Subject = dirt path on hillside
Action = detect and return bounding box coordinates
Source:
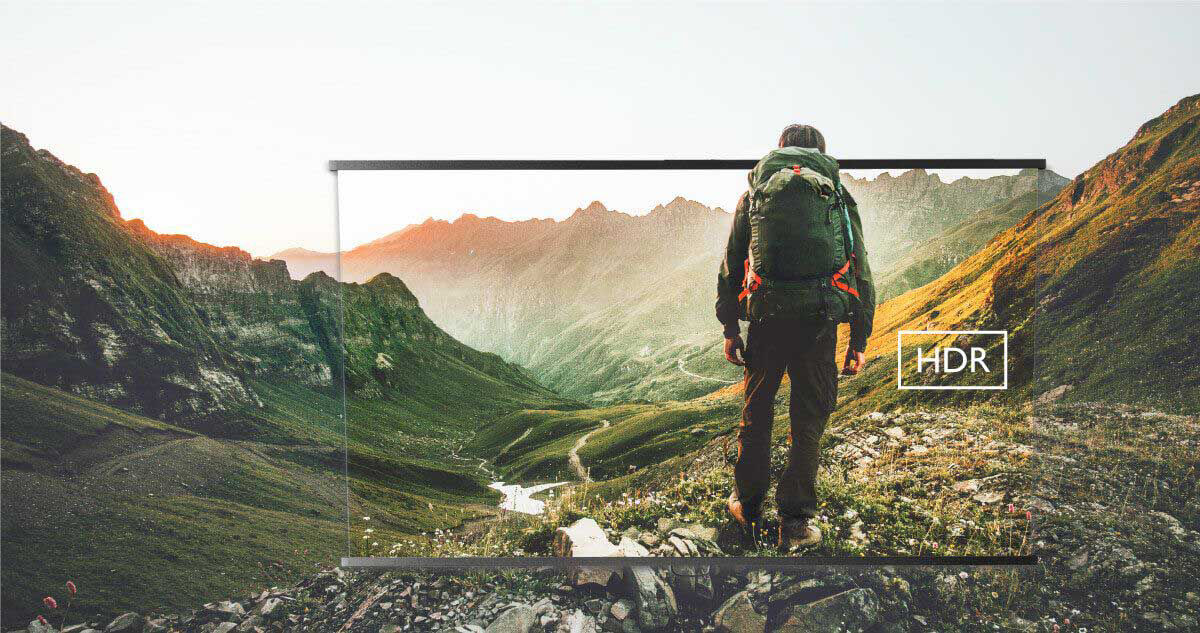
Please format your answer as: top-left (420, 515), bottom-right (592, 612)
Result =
top-left (568, 420), bottom-right (610, 482)
top-left (497, 427), bottom-right (532, 458)
top-left (676, 358), bottom-right (739, 384)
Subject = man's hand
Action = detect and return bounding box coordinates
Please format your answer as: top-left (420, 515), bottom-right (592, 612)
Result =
top-left (724, 336), bottom-right (746, 366)
top-left (842, 348), bottom-right (864, 375)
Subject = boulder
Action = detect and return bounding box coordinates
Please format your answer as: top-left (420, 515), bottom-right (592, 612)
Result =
top-left (258, 597), bottom-right (283, 618)
top-left (554, 519), bottom-right (620, 557)
top-left (558, 609), bottom-right (598, 633)
top-left (776, 588), bottom-right (880, 633)
top-left (235, 615), bottom-right (263, 631)
top-left (28, 619), bottom-right (56, 633)
top-left (486, 604), bottom-right (536, 633)
top-left (609, 599), bottom-right (635, 622)
top-left (212, 623), bottom-right (237, 633)
top-left (104, 613), bottom-right (144, 633)
top-left (554, 518), bottom-right (624, 587)
top-left (624, 567), bottom-right (677, 631)
top-left (617, 536), bottom-right (650, 557)
top-left (712, 591), bottom-right (766, 633)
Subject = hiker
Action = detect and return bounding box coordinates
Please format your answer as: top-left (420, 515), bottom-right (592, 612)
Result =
top-left (715, 124), bottom-right (876, 552)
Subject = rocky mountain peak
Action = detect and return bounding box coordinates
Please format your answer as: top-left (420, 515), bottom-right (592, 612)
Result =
top-left (571, 200), bottom-right (611, 217)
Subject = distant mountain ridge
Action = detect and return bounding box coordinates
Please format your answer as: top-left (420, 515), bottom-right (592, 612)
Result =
top-left (843, 167), bottom-right (1070, 269)
top-left (274, 170), bottom-right (1065, 402)
top-left (2, 123), bottom-right (555, 425)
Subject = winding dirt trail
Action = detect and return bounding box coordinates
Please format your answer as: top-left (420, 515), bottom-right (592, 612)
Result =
top-left (497, 427), bottom-right (532, 459)
top-left (568, 419), bottom-right (610, 482)
top-left (677, 358), bottom-right (739, 384)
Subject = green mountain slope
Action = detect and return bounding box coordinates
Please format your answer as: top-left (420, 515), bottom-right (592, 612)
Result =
top-left (842, 92), bottom-right (1200, 413)
top-left (876, 181), bottom-right (1066, 301)
top-left (484, 94), bottom-right (1200, 544)
top-left (0, 125), bottom-right (576, 623)
top-left (1, 126), bottom-right (256, 424)
top-left (278, 170), bottom-right (1060, 404)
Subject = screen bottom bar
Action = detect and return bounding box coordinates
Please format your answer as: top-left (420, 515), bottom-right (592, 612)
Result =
top-left (342, 555), bottom-right (1036, 569)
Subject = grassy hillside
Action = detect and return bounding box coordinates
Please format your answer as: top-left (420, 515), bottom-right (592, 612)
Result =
top-left (474, 95), bottom-right (1200, 565)
top-left (0, 126), bottom-right (579, 623)
top-left (847, 93), bottom-right (1200, 413)
top-left (876, 188), bottom-right (1057, 301)
top-left (1, 125), bottom-right (256, 424)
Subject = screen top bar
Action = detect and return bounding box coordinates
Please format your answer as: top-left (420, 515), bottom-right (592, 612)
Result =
top-left (329, 158), bottom-right (1046, 171)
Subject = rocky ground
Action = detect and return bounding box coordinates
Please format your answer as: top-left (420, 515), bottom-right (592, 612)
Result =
top-left (13, 402), bottom-right (1197, 633)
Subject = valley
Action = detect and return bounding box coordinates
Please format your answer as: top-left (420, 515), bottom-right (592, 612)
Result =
top-left (3, 91), bottom-right (1198, 630)
top-left (277, 167), bottom-right (1064, 404)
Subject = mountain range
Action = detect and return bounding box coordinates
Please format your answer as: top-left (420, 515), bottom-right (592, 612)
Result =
top-left (0, 124), bottom-right (573, 622)
top-left (274, 169), bottom-right (1066, 403)
top-left (2, 92), bottom-right (1195, 625)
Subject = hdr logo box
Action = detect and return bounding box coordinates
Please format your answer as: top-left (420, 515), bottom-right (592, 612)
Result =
top-left (897, 330), bottom-right (1008, 390)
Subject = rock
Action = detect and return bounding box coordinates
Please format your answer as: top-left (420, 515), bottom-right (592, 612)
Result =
top-left (610, 599), bottom-right (635, 621)
top-left (624, 567), bottom-right (677, 631)
top-left (617, 537), bottom-right (650, 557)
top-left (712, 591), bottom-right (766, 633)
top-left (105, 613), bottom-right (144, 633)
top-left (972, 491), bottom-right (1004, 504)
top-left (1036, 384), bottom-right (1074, 404)
top-left (216, 601), bottom-right (245, 618)
top-left (258, 597), bottom-right (283, 618)
top-left (28, 619), bottom-right (56, 633)
top-left (656, 518), bottom-right (681, 534)
top-left (486, 604), bottom-right (536, 633)
top-left (776, 588), bottom-right (880, 633)
top-left (1066, 550), bottom-right (1089, 571)
top-left (883, 426), bottom-right (906, 439)
top-left (143, 619), bottom-right (169, 633)
top-left (667, 535), bottom-right (697, 556)
top-left (212, 623), bottom-right (237, 633)
top-left (907, 445), bottom-right (929, 456)
top-left (234, 615), bottom-right (262, 631)
top-left (554, 518), bottom-right (623, 587)
top-left (951, 479), bottom-right (980, 493)
top-left (868, 412), bottom-right (886, 422)
top-left (560, 609), bottom-right (598, 633)
top-left (680, 525), bottom-right (719, 543)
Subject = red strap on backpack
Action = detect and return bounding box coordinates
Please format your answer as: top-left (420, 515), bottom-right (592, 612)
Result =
top-left (737, 258), bottom-right (762, 301)
top-left (831, 255), bottom-right (860, 298)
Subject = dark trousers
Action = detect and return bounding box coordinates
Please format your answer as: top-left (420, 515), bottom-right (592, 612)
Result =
top-left (734, 319), bottom-right (838, 520)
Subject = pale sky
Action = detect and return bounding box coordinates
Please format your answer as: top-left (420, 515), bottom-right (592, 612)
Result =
top-left (3, 2), bottom-right (1198, 256)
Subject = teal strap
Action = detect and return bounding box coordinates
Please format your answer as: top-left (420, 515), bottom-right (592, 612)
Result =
top-left (838, 186), bottom-right (854, 256)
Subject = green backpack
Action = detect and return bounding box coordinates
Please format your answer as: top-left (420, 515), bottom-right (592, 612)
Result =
top-left (739, 147), bottom-right (859, 323)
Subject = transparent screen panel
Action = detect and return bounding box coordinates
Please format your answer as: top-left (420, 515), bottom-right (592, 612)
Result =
top-left (334, 164), bottom-right (1043, 562)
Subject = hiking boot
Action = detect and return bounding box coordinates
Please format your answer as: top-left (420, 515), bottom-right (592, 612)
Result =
top-left (779, 517), bottom-right (821, 552)
top-left (727, 491), bottom-right (761, 528)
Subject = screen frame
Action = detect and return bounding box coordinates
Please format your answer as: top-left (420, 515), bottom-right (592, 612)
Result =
top-left (331, 157), bottom-right (1046, 569)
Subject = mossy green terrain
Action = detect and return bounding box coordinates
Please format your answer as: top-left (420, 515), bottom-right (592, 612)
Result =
top-left (0, 124), bottom-right (577, 623)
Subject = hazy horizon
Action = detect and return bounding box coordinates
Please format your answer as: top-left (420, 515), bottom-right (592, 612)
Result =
top-left (332, 167), bottom-right (1027, 253)
top-left (4, 2), bottom-right (1197, 256)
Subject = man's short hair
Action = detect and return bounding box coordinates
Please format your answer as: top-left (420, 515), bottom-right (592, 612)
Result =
top-left (778, 124), bottom-right (826, 153)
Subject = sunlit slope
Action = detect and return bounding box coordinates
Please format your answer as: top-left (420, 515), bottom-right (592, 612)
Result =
top-left (848, 93), bottom-right (1200, 412)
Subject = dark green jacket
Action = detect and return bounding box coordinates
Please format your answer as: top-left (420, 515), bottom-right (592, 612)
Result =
top-left (715, 186), bottom-right (876, 352)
